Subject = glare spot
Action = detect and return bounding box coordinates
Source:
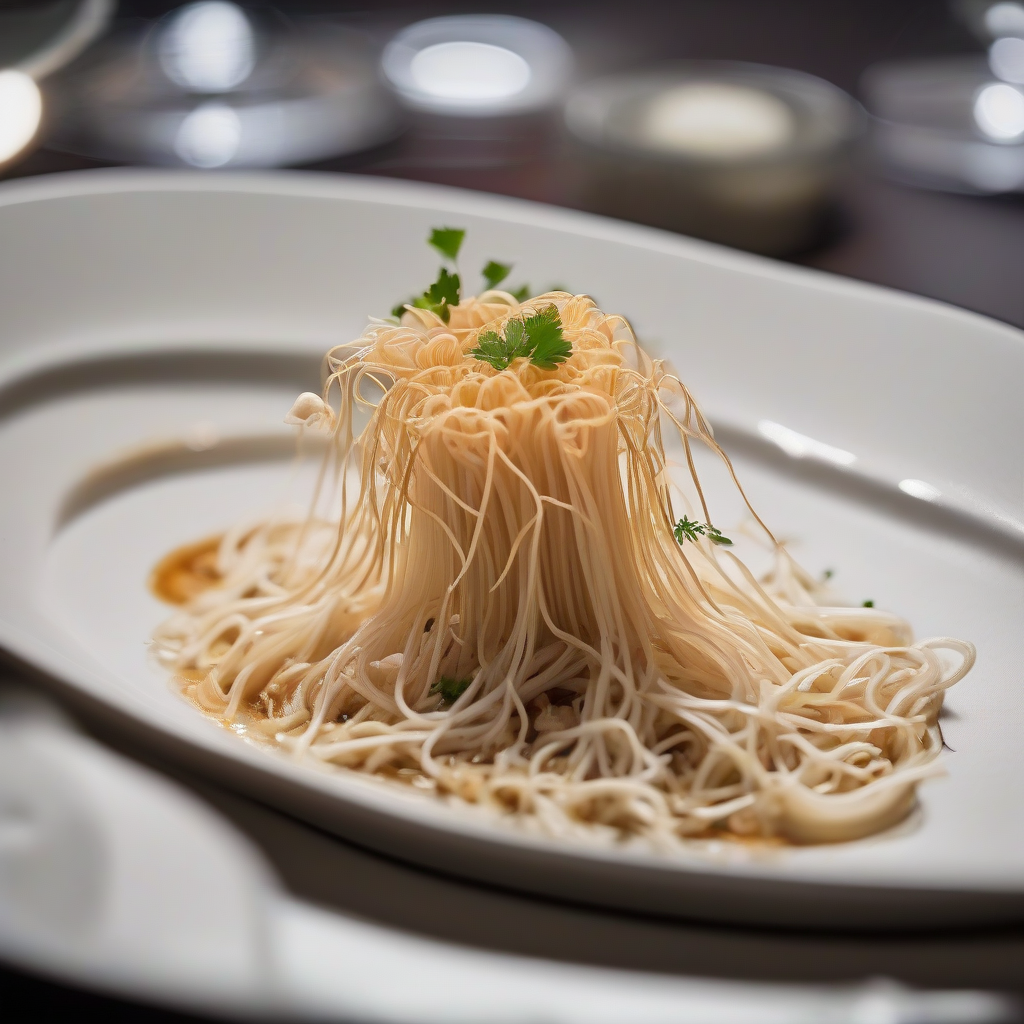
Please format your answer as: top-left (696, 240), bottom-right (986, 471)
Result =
top-left (899, 479), bottom-right (941, 502)
top-left (642, 82), bottom-right (795, 159)
top-left (174, 102), bottom-right (241, 167)
top-left (757, 420), bottom-right (857, 467)
top-left (974, 82), bottom-right (1024, 140)
top-left (989, 35), bottom-right (1024, 83)
top-left (409, 41), bottom-right (531, 105)
top-left (984, 1), bottom-right (1024, 38)
top-left (0, 71), bottom-right (42, 166)
top-left (158, 1), bottom-right (256, 93)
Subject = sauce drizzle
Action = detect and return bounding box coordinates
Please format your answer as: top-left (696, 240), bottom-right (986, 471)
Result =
top-left (150, 536), bottom-right (223, 604)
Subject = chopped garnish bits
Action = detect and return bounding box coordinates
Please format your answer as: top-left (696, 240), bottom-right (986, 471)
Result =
top-left (470, 305), bottom-right (572, 372)
top-left (673, 516), bottom-right (733, 546)
top-left (428, 227), bottom-right (465, 262)
top-left (392, 227), bottom-right (465, 323)
top-left (392, 266), bottom-right (461, 324)
top-left (482, 260), bottom-right (512, 290)
top-left (430, 676), bottom-right (472, 706)
top-left (392, 227), bottom-right (532, 323)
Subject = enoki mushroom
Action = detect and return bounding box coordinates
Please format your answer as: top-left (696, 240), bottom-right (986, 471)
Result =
top-left (153, 290), bottom-right (974, 846)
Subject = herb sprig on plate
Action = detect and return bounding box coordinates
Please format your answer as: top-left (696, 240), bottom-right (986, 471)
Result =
top-left (391, 228), bottom-right (533, 323)
top-left (673, 516), bottom-right (733, 546)
top-left (430, 676), bottom-right (472, 706)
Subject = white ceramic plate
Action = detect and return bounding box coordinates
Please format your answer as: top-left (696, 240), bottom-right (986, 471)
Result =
top-left (0, 169), bottom-right (1021, 929)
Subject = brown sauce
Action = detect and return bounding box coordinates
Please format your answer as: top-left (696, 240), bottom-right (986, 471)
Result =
top-left (150, 535), bottom-right (223, 604)
top-left (699, 827), bottom-right (791, 848)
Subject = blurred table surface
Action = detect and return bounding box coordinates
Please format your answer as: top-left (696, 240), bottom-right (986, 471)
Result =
top-left (1, 1), bottom-right (1023, 1020)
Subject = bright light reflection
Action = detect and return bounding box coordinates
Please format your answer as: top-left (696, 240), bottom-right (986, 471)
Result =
top-left (174, 102), bottom-right (241, 167)
top-left (409, 41), bottom-right (531, 104)
top-left (989, 35), bottom-right (1024, 84)
top-left (0, 71), bottom-right (42, 165)
top-left (985, 1), bottom-right (1024, 37)
top-left (159, 1), bottom-right (256, 93)
top-left (757, 420), bottom-right (857, 467)
top-left (974, 82), bottom-right (1024, 139)
top-left (643, 83), bottom-right (795, 159)
top-left (899, 478), bottom-right (941, 502)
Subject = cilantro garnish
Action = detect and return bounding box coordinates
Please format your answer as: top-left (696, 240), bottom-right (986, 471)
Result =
top-left (472, 325), bottom-right (529, 372)
top-left (673, 516), bottom-right (702, 543)
top-left (522, 305), bottom-right (572, 369)
top-left (469, 305), bottom-right (571, 372)
top-left (393, 266), bottom-right (462, 324)
top-left (862, 599), bottom-right (874, 608)
top-left (390, 228), bottom-right (535, 324)
top-left (482, 260), bottom-right (512, 290)
top-left (429, 227), bottom-right (465, 262)
top-left (392, 229), bottom-right (465, 323)
top-left (673, 516), bottom-right (733, 546)
top-left (430, 676), bottom-right (472, 705)
top-left (414, 267), bottom-right (461, 322)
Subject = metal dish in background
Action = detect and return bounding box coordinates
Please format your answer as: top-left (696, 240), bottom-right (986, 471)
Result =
top-left (46, 2), bottom-right (402, 168)
top-left (375, 14), bottom-right (573, 174)
top-left (863, 56), bottom-right (1024, 195)
top-left (382, 14), bottom-right (573, 118)
top-left (565, 62), bottom-right (863, 256)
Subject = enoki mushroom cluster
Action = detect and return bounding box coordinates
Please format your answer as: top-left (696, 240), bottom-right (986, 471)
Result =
top-left (153, 289), bottom-right (974, 846)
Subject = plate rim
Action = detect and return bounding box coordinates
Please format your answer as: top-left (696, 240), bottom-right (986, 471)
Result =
top-left (0, 165), bottom-right (1021, 351)
top-left (1, 168), bottom-right (1022, 929)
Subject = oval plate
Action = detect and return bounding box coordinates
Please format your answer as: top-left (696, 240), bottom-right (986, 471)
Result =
top-left (0, 169), bottom-right (1021, 929)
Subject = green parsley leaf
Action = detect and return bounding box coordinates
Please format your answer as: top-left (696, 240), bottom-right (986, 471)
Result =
top-left (705, 525), bottom-right (733, 546)
top-left (429, 227), bottom-right (465, 262)
top-left (470, 330), bottom-right (512, 371)
top-left (411, 267), bottom-right (461, 323)
top-left (430, 676), bottom-right (472, 705)
top-left (469, 320), bottom-right (534, 371)
top-left (862, 599), bottom-right (874, 608)
top-left (510, 284), bottom-right (530, 302)
top-left (482, 260), bottom-right (512, 289)
top-left (392, 230), bottom-right (469, 322)
top-left (502, 317), bottom-right (528, 356)
top-left (673, 516), bottom-right (703, 544)
top-left (674, 517), bottom-right (732, 546)
top-left (524, 305), bottom-right (571, 369)
top-left (428, 267), bottom-right (461, 307)
top-left (469, 306), bottom-right (571, 372)
top-left (823, 569), bottom-right (835, 580)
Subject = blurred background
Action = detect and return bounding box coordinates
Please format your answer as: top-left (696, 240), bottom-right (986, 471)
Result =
top-left (1, 1), bottom-right (1023, 1020)
top-left (0, 0), bottom-right (1023, 328)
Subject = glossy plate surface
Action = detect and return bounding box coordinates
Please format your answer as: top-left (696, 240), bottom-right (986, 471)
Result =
top-left (0, 169), bottom-right (1021, 928)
